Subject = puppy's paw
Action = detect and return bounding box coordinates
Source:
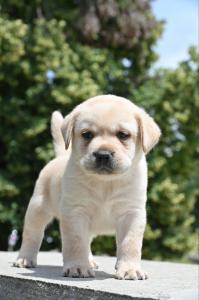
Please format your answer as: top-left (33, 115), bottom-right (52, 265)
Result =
top-left (13, 257), bottom-right (36, 268)
top-left (63, 264), bottom-right (95, 278)
top-left (89, 258), bottom-right (99, 269)
top-left (115, 261), bottom-right (148, 280)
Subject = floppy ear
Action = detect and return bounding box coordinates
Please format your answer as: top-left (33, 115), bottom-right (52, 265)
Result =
top-left (136, 109), bottom-right (161, 154)
top-left (61, 111), bottom-right (76, 149)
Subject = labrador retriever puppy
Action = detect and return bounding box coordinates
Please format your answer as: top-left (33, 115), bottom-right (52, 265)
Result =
top-left (14, 95), bottom-right (161, 280)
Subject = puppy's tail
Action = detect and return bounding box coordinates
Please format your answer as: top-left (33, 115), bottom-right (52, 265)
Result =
top-left (51, 111), bottom-right (65, 157)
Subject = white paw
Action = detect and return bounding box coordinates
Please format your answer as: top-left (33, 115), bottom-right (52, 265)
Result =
top-left (13, 257), bottom-right (36, 268)
top-left (115, 261), bottom-right (148, 280)
top-left (89, 258), bottom-right (99, 269)
top-left (63, 264), bottom-right (95, 278)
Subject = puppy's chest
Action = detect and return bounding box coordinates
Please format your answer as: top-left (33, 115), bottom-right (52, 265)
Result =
top-left (89, 187), bottom-right (125, 235)
top-left (90, 202), bottom-right (115, 235)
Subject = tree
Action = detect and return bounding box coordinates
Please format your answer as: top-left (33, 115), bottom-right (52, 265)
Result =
top-left (132, 47), bottom-right (199, 259)
top-left (1, 0), bottom-right (163, 85)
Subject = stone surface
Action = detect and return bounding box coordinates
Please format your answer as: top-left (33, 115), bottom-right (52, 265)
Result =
top-left (0, 251), bottom-right (198, 300)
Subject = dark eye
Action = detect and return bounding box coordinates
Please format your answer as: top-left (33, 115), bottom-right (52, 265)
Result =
top-left (116, 131), bottom-right (130, 140)
top-left (81, 131), bottom-right (94, 141)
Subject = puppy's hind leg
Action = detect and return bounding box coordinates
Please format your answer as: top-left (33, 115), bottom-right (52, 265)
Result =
top-left (88, 237), bottom-right (99, 269)
top-left (14, 194), bottom-right (53, 268)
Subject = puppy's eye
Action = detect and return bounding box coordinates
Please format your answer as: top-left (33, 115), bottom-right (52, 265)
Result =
top-left (116, 131), bottom-right (130, 140)
top-left (81, 131), bottom-right (94, 141)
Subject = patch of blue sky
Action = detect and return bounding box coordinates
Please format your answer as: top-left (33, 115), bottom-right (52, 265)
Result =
top-left (151, 0), bottom-right (198, 69)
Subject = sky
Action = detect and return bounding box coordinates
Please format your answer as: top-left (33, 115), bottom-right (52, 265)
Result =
top-left (151, 0), bottom-right (198, 69)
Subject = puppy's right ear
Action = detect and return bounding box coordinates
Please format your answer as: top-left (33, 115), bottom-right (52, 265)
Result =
top-left (61, 111), bottom-right (76, 149)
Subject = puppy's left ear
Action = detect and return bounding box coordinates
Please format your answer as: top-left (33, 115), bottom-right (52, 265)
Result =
top-left (136, 109), bottom-right (161, 154)
top-left (61, 111), bottom-right (77, 149)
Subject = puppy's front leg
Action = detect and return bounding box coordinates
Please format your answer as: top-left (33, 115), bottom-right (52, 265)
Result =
top-left (115, 210), bottom-right (148, 280)
top-left (60, 213), bottom-right (95, 278)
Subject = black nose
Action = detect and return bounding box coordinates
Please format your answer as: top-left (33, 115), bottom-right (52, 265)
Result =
top-left (93, 150), bottom-right (114, 167)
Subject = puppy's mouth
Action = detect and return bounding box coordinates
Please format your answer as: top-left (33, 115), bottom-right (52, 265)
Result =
top-left (94, 165), bottom-right (114, 174)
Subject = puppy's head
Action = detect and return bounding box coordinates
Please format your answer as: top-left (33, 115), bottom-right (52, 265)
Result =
top-left (61, 95), bottom-right (161, 177)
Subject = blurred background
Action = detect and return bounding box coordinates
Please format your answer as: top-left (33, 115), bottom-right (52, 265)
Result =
top-left (0, 0), bottom-right (198, 262)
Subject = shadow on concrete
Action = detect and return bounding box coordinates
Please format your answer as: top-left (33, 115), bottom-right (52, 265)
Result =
top-left (16, 265), bottom-right (114, 281)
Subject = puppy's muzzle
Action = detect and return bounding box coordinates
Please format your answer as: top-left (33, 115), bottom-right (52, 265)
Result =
top-left (93, 150), bottom-right (114, 172)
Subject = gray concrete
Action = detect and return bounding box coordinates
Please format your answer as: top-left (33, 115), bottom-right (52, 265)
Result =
top-left (0, 251), bottom-right (198, 300)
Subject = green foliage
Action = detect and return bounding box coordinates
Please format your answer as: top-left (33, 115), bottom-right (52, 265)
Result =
top-left (0, 1), bottom-right (198, 261)
top-left (0, 0), bottom-right (164, 84)
top-left (132, 48), bottom-right (199, 259)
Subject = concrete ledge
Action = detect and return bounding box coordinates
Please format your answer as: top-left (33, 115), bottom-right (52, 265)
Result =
top-left (0, 252), bottom-right (198, 300)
